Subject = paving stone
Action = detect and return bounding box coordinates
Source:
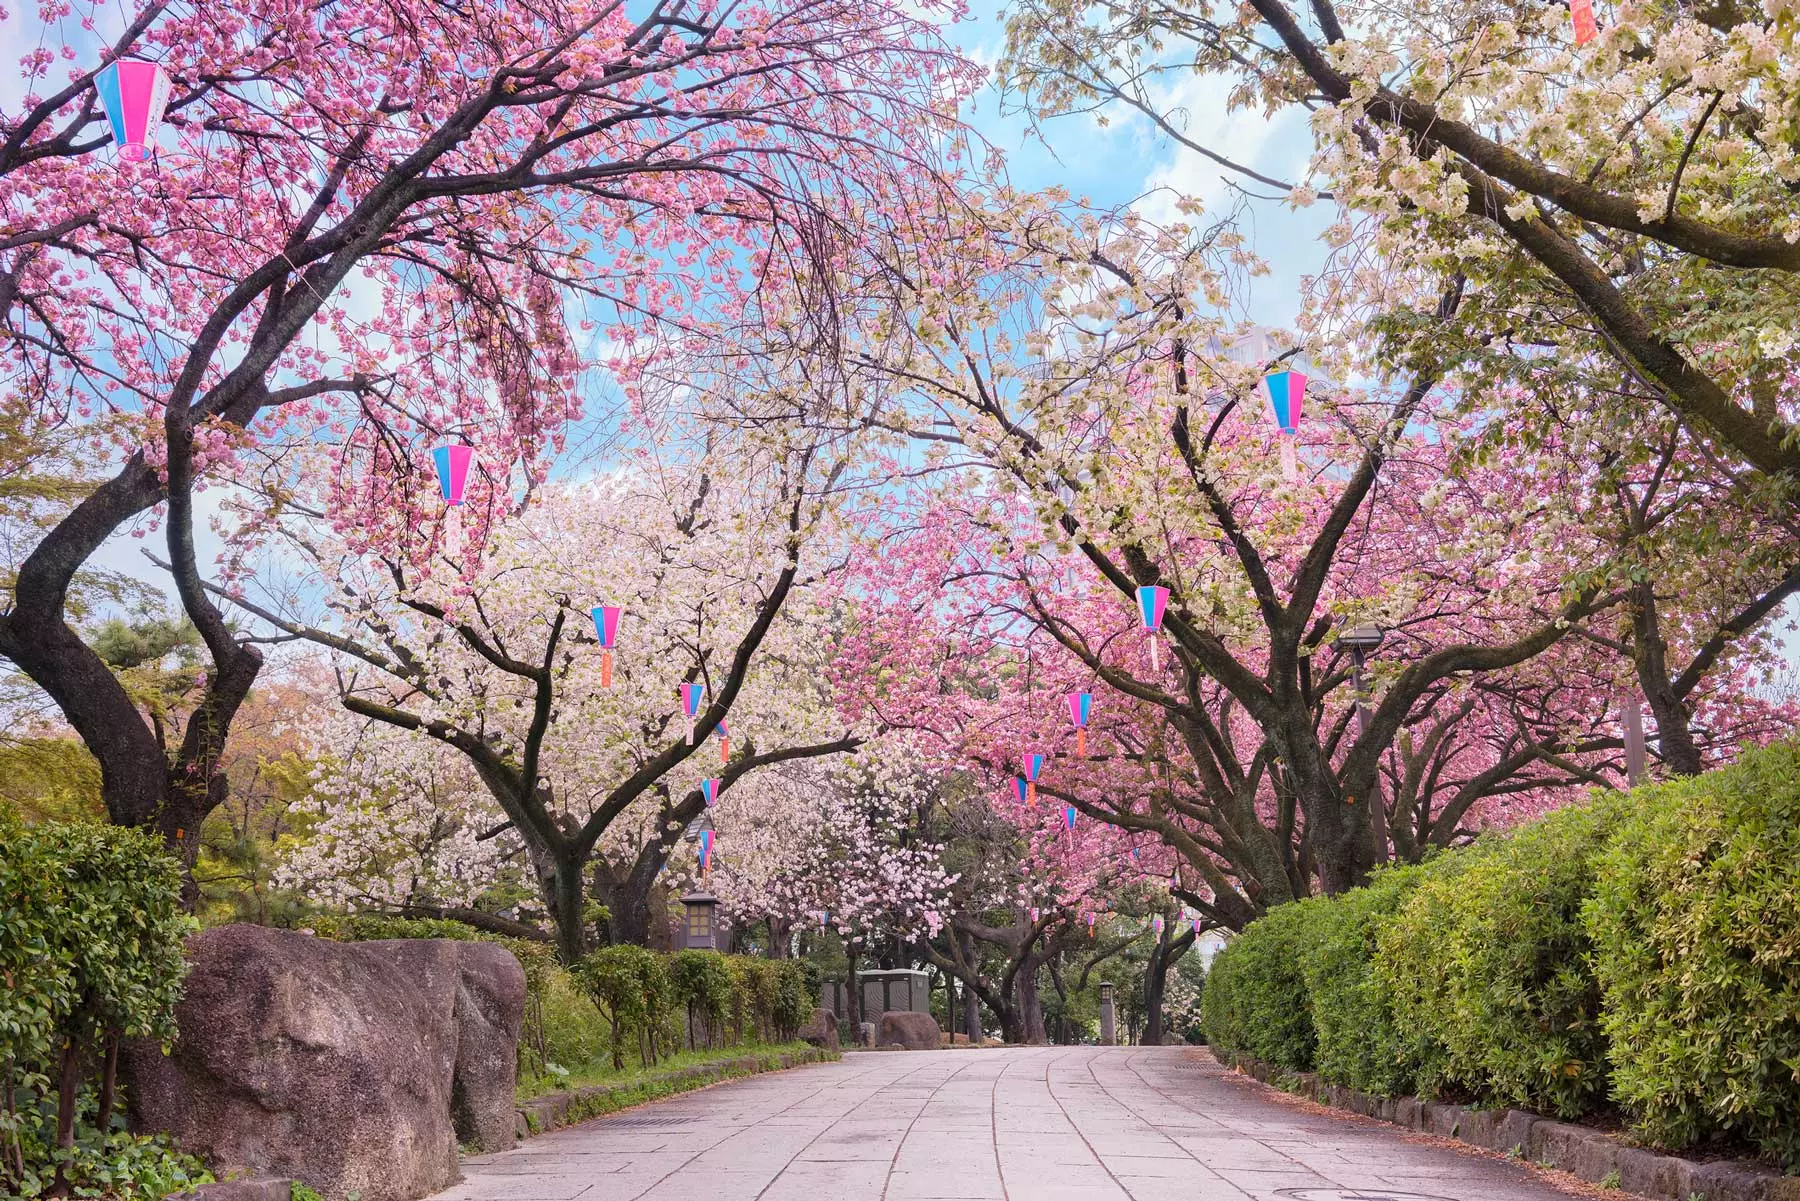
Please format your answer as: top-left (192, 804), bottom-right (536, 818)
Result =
top-left (423, 1048), bottom-right (1631, 1201)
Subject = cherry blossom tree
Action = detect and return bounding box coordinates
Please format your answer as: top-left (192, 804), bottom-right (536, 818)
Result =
top-left (225, 437), bottom-right (869, 960)
top-left (1001, 0), bottom-right (1800, 493)
top-left (0, 0), bottom-right (976, 887)
top-left (831, 197), bottom-right (1793, 920)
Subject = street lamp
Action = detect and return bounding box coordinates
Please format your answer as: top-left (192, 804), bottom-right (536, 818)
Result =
top-left (1339, 623), bottom-right (1385, 736)
top-left (681, 892), bottom-right (719, 950)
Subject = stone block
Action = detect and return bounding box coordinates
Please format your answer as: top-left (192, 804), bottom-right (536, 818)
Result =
top-left (798, 1007), bottom-right (839, 1052)
top-left (124, 926), bottom-right (524, 1201)
top-left (877, 1011), bottom-right (940, 1050)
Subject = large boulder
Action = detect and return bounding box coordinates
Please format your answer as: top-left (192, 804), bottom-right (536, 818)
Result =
top-left (124, 925), bottom-right (525, 1201)
top-left (797, 1007), bottom-right (838, 1052)
top-left (877, 1011), bottom-right (941, 1050)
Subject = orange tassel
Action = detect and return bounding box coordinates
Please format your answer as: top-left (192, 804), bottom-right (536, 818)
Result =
top-left (600, 651), bottom-right (613, 689)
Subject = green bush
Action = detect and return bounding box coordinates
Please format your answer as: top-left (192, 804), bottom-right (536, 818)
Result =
top-left (1377, 797), bottom-right (1623, 1117)
top-left (0, 815), bottom-right (202, 1198)
top-left (771, 959), bottom-right (812, 1041)
top-left (1295, 862), bottom-right (1432, 1097)
top-left (1199, 899), bottom-right (1318, 1072)
top-left (574, 945), bottom-right (672, 1070)
top-left (1585, 745), bottom-right (1800, 1167)
top-left (668, 950), bottom-right (733, 1049)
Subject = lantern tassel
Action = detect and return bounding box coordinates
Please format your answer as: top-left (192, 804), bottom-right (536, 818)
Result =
top-left (1149, 637), bottom-right (1161, 673)
top-left (1077, 728), bottom-right (1086, 758)
top-left (600, 650), bottom-right (613, 689)
top-left (1026, 780), bottom-right (1036, 807)
top-left (720, 737), bottom-right (730, 765)
top-left (1280, 437), bottom-right (1298, 482)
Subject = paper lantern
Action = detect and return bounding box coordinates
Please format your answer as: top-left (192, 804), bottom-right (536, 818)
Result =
top-left (431, 444), bottom-right (475, 506)
top-left (697, 828), bottom-right (713, 876)
top-left (1012, 776), bottom-right (1029, 806)
top-left (1067, 691), bottom-right (1091, 757)
top-left (680, 682), bottom-right (704, 744)
top-left (1152, 915), bottom-right (1165, 936)
top-left (1021, 751), bottom-right (1044, 805)
top-left (1571, 0), bottom-right (1598, 43)
top-left (702, 777), bottom-right (720, 807)
top-left (1264, 370), bottom-right (1306, 481)
top-left (590, 605), bottom-right (621, 688)
top-left (1191, 918), bottom-right (1203, 936)
top-left (717, 715), bottom-right (730, 765)
top-left (95, 60), bottom-right (171, 164)
top-left (1063, 805), bottom-right (1077, 832)
top-left (1136, 585), bottom-right (1169, 671)
top-left (1028, 907), bottom-right (1040, 923)
top-left (1263, 369), bottom-right (1306, 434)
top-left (1086, 911), bottom-right (1097, 931)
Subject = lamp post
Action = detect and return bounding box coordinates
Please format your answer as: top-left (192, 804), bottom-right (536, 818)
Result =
top-left (1099, 981), bottom-right (1117, 1046)
top-left (680, 892), bottom-right (719, 951)
top-left (1338, 623), bottom-right (1387, 857)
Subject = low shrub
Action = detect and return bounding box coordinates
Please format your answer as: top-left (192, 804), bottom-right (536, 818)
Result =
top-left (1295, 862), bottom-right (1432, 1097)
top-left (1378, 797), bottom-right (1623, 1117)
top-left (0, 815), bottom-right (201, 1198)
top-left (573, 945), bottom-right (672, 1070)
top-left (668, 950), bottom-right (733, 1049)
top-left (1585, 745), bottom-right (1800, 1167)
top-left (1199, 899), bottom-right (1318, 1072)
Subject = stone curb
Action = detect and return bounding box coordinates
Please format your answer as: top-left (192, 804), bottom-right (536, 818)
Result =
top-left (167, 1177), bottom-right (294, 1201)
top-left (1218, 1051), bottom-right (1800, 1201)
top-left (515, 1046), bottom-right (838, 1139)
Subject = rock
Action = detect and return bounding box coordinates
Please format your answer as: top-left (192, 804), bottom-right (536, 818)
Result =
top-left (858, 1021), bottom-right (877, 1046)
top-left (124, 925), bottom-right (525, 1201)
top-left (877, 1011), bottom-right (940, 1050)
top-left (166, 1179), bottom-right (294, 1201)
top-left (797, 1007), bottom-right (838, 1052)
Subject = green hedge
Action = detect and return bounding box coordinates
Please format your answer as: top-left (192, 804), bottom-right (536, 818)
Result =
top-left (1587, 744), bottom-right (1800, 1167)
top-left (0, 815), bottom-right (209, 1198)
top-left (1201, 741), bottom-right (1800, 1167)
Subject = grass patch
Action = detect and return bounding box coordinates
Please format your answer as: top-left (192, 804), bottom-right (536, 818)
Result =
top-left (515, 1042), bottom-right (834, 1133)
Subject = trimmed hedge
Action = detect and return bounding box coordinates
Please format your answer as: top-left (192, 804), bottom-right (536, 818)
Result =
top-left (1201, 741), bottom-right (1800, 1168)
top-left (1587, 743), bottom-right (1800, 1167)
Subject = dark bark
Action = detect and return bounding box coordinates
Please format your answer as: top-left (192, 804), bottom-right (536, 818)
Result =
top-left (1141, 924), bottom-right (1196, 1046)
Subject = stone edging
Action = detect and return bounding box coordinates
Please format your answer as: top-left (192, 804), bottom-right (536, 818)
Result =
top-left (1216, 1050), bottom-right (1800, 1201)
top-left (515, 1046), bottom-right (838, 1138)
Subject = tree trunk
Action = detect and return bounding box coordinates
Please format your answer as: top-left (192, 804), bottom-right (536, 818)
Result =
top-left (1016, 961), bottom-right (1047, 1045)
top-left (964, 983), bottom-right (982, 1044)
top-left (845, 951), bottom-right (862, 1042)
top-left (541, 851), bottom-right (589, 964)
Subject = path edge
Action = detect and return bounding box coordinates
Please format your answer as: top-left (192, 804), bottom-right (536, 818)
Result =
top-left (515, 1046), bottom-right (840, 1139)
top-left (1210, 1049), bottom-right (1799, 1201)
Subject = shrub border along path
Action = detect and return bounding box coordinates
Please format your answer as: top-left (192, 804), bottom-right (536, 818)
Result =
top-left (514, 1045), bottom-right (839, 1139)
top-left (1217, 1050), bottom-right (1800, 1201)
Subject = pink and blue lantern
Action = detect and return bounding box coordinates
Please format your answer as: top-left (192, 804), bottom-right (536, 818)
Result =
top-left (1029, 907), bottom-right (1040, 923)
top-left (1012, 776), bottom-right (1030, 806)
top-left (1152, 915), bottom-right (1165, 936)
top-left (591, 605), bottom-right (622, 688)
top-left (1137, 585), bottom-right (1170, 671)
top-left (702, 777), bottom-right (720, 807)
top-left (716, 715), bottom-right (731, 764)
top-left (1263, 369), bottom-right (1307, 481)
top-left (432, 444), bottom-right (475, 506)
top-left (1021, 751), bottom-right (1044, 805)
top-left (95, 60), bottom-right (171, 164)
top-left (680, 682), bottom-right (705, 744)
top-left (1067, 691), bottom-right (1092, 757)
top-left (1085, 911), bottom-right (1096, 931)
top-left (697, 828), bottom-right (713, 876)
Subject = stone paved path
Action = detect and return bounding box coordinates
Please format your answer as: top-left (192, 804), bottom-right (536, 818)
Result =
top-left (437, 1047), bottom-right (1585, 1201)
